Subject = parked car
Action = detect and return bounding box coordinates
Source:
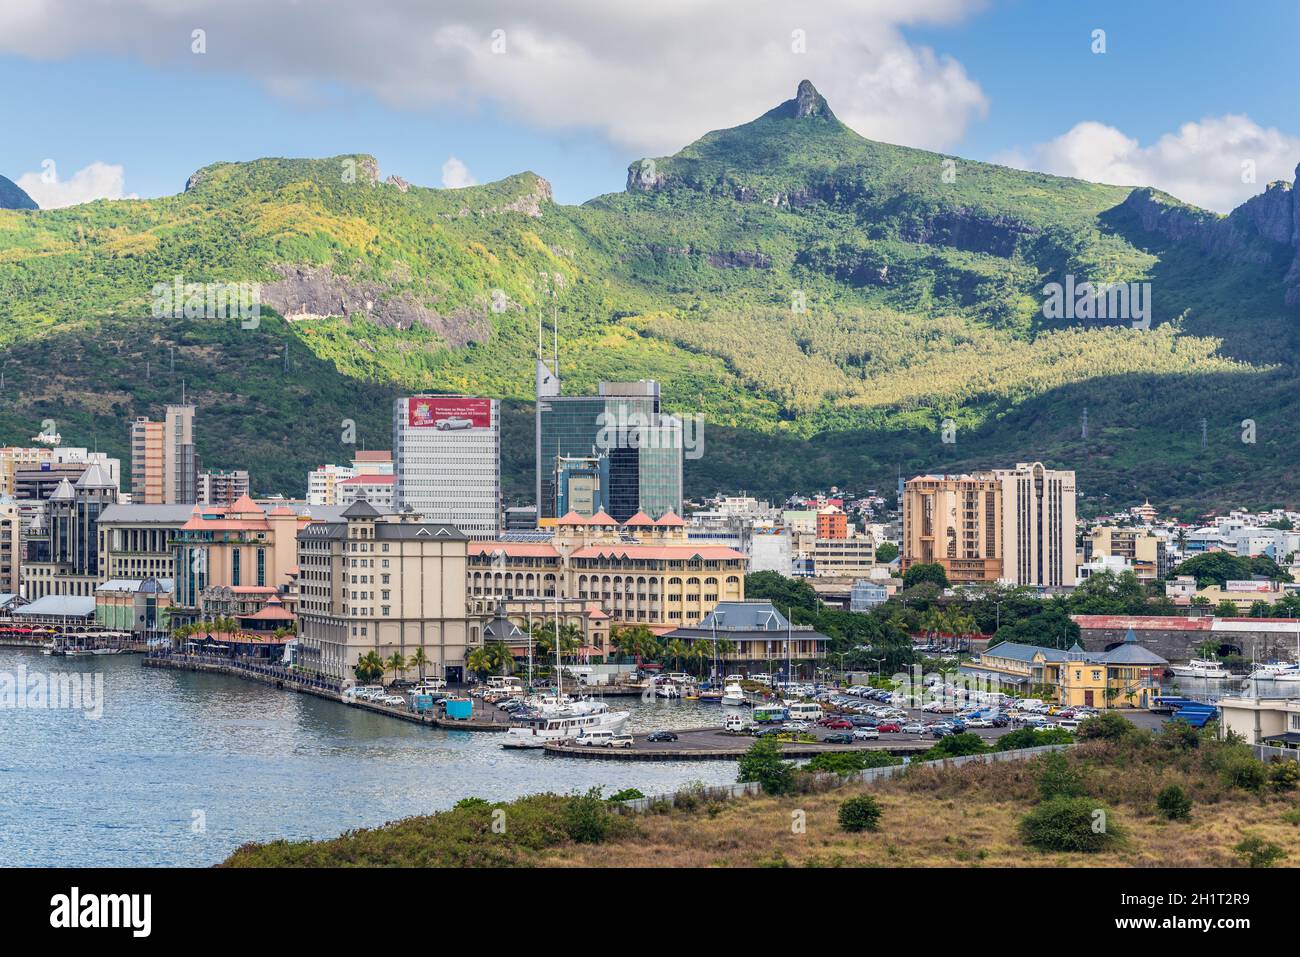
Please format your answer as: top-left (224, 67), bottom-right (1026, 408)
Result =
top-left (876, 722), bottom-right (902, 734)
top-left (901, 723), bottom-right (926, 734)
top-left (824, 718), bottom-right (854, 730)
top-left (930, 726), bottom-right (953, 738)
top-left (964, 717), bottom-right (993, 728)
top-left (852, 727), bottom-right (880, 740)
top-left (647, 730), bottom-right (679, 742)
top-left (783, 720), bottom-right (811, 731)
top-left (823, 732), bottom-right (855, 744)
top-left (608, 734), bottom-right (635, 749)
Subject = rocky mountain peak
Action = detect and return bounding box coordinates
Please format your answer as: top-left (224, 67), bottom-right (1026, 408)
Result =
top-left (762, 79), bottom-right (836, 121)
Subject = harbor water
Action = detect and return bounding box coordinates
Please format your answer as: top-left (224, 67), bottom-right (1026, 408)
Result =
top-left (0, 648), bottom-right (736, 866)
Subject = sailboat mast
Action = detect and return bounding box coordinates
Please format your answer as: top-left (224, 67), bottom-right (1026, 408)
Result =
top-left (554, 599), bottom-right (561, 698)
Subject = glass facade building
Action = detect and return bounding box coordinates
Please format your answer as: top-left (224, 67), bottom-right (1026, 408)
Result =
top-left (536, 377), bottom-right (683, 522)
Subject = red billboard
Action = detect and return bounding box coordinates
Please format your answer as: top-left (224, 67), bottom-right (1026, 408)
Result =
top-left (407, 396), bottom-right (493, 430)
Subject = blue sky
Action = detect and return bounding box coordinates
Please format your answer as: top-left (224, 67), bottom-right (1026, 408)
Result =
top-left (2, 0), bottom-right (1297, 211)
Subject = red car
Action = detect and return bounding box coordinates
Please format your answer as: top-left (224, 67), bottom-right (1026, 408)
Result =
top-left (876, 722), bottom-right (902, 733)
top-left (824, 718), bottom-right (854, 730)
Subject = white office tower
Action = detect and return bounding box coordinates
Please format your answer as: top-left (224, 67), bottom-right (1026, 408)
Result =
top-left (393, 396), bottom-right (500, 537)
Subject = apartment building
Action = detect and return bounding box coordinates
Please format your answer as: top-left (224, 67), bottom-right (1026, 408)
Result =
top-left (198, 469), bottom-right (250, 506)
top-left (901, 463), bottom-right (1077, 587)
top-left (295, 500), bottom-right (472, 683)
top-left (1085, 526), bottom-right (1168, 583)
top-left (131, 404), bottom-right (197, 504)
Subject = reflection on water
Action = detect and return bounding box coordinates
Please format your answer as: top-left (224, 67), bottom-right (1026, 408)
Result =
top-left (0, 649), bottom-right (736, 866)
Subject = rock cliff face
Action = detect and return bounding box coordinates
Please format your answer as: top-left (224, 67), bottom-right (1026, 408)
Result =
top-left (1120, 166), bottom-right (1300, 303)
top-left (260, 264), bottom-right (491, 346)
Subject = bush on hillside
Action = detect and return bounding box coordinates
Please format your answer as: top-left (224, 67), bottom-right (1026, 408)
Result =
top-left (1019, 797), bottom-right (1120, 853)
top-left (838, 795), bottom-right (883, 833)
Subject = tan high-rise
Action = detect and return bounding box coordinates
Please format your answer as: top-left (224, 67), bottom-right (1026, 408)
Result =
top-left (902, 462), bottom-right (1076, 588)
top-left (131, 404), bottom-right (196, 504)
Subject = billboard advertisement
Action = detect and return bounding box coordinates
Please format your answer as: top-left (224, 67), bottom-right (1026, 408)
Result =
top-left (407, 396), bottom-right (493, 430)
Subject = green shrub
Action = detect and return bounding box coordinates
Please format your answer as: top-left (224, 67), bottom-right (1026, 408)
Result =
top-left (805, 751), bottom-right (902, 776)
top-left (563, 788), bottom-right (612, 844)
top-left (1280, 807), bottom-right (1300, 826)
top-left (1019, 797), bottom-right (1120, 853)
top-left (1157, 719), bottom-right (1201, 752)
top-left (453, 797), bottom-right (491, 810)
top-left (738, 736), bottom-right (796, 796)
top-left (1156, 784), bottom-right (1192, 821)
top-left (1234, 834), bottom-right (1287, 868)
top-left (998, 727), bottom-right (1074, 749)
top-left (838, 795), bottom-right (883, 833)
top-left (1268, 761), bottom-right (1300, 793)
top-left (1221, 754), bottom-right (1269, 792)
top-left (1036, 751), bottom-right (1086, 800)
top-left (606, 788), bottom-right (645, 802)
top-left (1076, 712), bottom-right (1134, 742)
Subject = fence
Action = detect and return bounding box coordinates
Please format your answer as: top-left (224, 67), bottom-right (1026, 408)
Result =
top-left (1253, 744), bottom-right (1300, 763)
top-left (620, 743), bottom-right (1074, 813)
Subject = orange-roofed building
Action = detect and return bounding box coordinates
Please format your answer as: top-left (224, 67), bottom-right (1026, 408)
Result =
top-left (467, 509), bottom-right (746, 640)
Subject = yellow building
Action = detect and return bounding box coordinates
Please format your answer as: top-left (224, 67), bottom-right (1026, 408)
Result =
top-left (467, 509), bottom-right (746, 642)
top-left (965, 637), bottom-right (1166, 709)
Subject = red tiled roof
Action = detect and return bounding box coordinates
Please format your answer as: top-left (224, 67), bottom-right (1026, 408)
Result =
top-left (622, 511), bottom-right (655, 526)
top-left (587, 510), bottom-right (619, 526)
top-left (584, 603), bottom-right (609, 620)
top-left (245, 604), bottom-right (296, 621)
top-left (1071, 615), bottom-right (1212, 631)
top-left (229, 493), bottom-right (261, 513)
top-left (654, 510), bottom-right (686, 527)
top-left (554, 511), bottom-right (587, 526)
top-left (569, 544), bottom-right (745, 561)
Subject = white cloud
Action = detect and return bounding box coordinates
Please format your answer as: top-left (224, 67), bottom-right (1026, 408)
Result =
top-left (997, 116), bottom-right (1300, 213)
top-left (440, 157), bottom-right (477, 189)
top-left (0, 0), bottom-right (990, 155)
top-left (16, 161), bottom-right (130, 209)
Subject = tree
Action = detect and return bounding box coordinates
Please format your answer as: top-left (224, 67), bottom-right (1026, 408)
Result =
top-left (902, 562), bottom-right (949, 591)
top-left (744, 570), bottom-right (818, 612)
top-left (1036, 751), bottom-right (1085, 800)
top-left (1214, 600), bottom-right (1239, 618)
top-left (385, 651), bottom-right (408, 681)
top-left (409, 647), bottom-right (431, 681)
top-left (874, 542), bottom-right (899, 564)
top-left (466, 646), bottom-right (492, 679)
top-left (354, 650), bottom-right (384, 684)
top-left (737, 737), bottom-right (795, 795)
top-left (1076, 712), bottom-right (1134, 741)
top-left (1156, 784), bottom-right (1192, 820)
top-left (1019, 797), bottom-right (1120, 853)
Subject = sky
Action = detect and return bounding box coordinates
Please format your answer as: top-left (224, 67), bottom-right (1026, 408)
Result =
top-left (1, 0), bottom-right (1297, 212)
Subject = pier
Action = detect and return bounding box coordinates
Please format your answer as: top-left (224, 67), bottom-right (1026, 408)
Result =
top-left (542, 728), bottom-right (939, 761)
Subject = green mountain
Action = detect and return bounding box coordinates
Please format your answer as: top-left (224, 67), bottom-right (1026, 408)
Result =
top-left (0, 81), bottom-right (1297, 513)
top-left (0, 175), bottom-right (37, 210)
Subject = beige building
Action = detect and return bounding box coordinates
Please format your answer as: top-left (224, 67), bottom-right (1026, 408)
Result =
top-left (468, 509), bottom-right (746, 636)
top-left (96, 504), bottom-right (195, 581)
top-left (0, 496), bottom-right (19, 596)
top-left (131, 404), bottom-right (196, 504)
top-left (1219, 696), bottom-right (1300, 747)
top-left (296, 500), bottom-right (472, 683)
top-left (902, 463), bottom-right (1077, 587)
top-left (794, 529), bottom-right (876, 577)
top-left (1087, 526), bottom-right (1167, 583)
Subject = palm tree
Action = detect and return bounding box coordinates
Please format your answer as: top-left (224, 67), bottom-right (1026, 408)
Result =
top-left (355, 650), bottom-right (385, 684)
top-left (385, 650), bottom-right (408, 681)
top-left (690, 639), bottom-right (714, 679)
top-left (409, 647), bottom-right (431, 681)
top-left (664, 638), bottom-right (688, 671)
top-left (484, 640), bottom-right (514, 676)
top-left (466, 645), bottom-right (492, 680)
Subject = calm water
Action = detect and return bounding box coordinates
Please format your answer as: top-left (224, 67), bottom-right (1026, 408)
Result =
top-left (0, 648), bottom-right (735, 867)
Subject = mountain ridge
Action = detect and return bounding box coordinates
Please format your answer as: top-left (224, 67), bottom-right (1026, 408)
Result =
top-left (0, 80), bottom-right (1297, 512)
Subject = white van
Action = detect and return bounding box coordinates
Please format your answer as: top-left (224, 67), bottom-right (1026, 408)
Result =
top-left (577, 730), bottom-right (616, 747)
top-left (724, 713), bottom-right (750, 734)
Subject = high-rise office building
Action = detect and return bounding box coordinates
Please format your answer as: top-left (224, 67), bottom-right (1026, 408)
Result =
top-left (901, 462), bottom-right (1077, 588)
top-left (392, 395), bottom-right (500, 537)
top-left (535, 362), bottom-right (683, 523)
top-left (131, 404), bottom-right (197, 504)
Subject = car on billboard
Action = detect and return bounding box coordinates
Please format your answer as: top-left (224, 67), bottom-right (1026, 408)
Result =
top-left (434, 416), bottom-right (474, 430)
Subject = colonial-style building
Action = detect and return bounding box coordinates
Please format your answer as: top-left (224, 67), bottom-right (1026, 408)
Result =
top-left (466, 510), bottom-right (747, 649)
top-left (664, 601), bottom-right (829, 677)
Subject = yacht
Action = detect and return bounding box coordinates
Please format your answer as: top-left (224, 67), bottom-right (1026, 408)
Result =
top-left (501, 701), bottom-right (630, 749)
top-left (1170, 658), bottom-right (1232, 679)
top-left (721, 682), bottom-right (748, 707)
top-left (656, 682), bottom-right (680, 699)
top-left (1247, 662), bottom-right (1300, 682)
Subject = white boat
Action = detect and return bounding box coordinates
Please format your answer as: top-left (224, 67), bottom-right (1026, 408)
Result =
top-left (721, 682), bottom-right (748, 707)
top-left (656, 683), bottom-right (680, 699)
top-left (1248, 662), bottom-right (1300, 682)
top-left (501, 702), bottom-right (630, 749)
top-left (1170, 658), bottom-right (1231, 679)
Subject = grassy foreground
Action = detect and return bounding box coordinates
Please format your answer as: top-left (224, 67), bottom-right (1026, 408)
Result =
top-left (223, 725), bottom-right (1300, 868)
